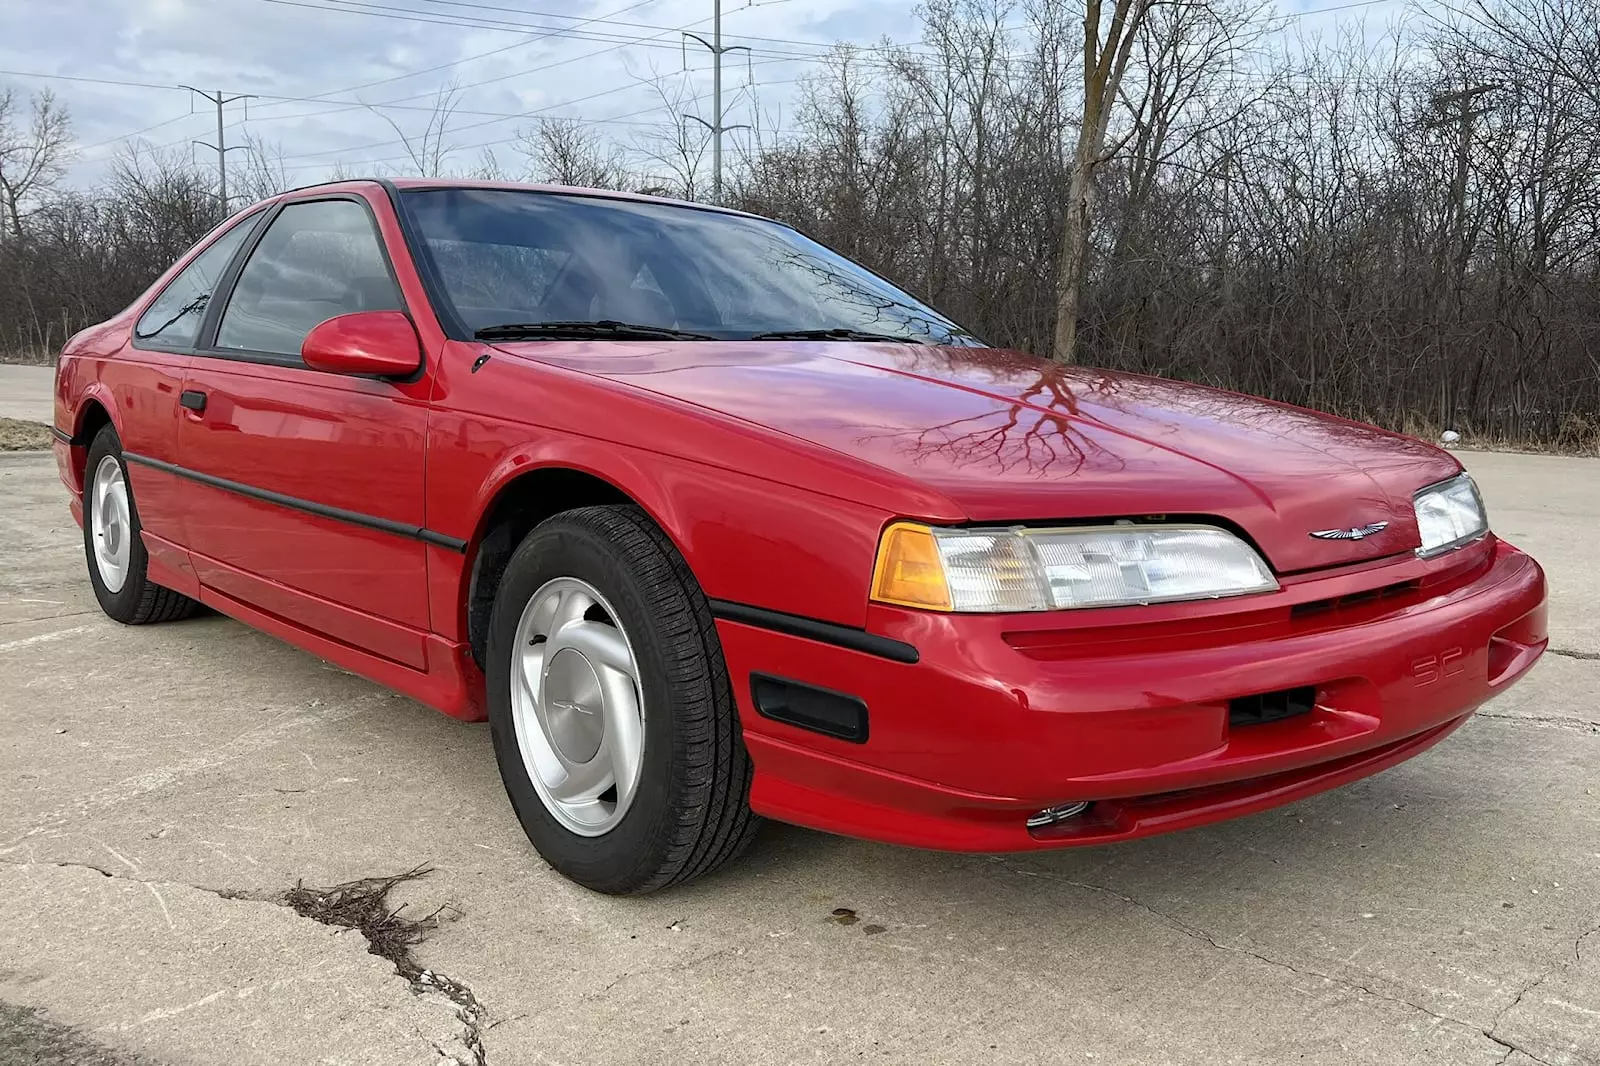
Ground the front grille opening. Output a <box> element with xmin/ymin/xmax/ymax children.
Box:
<box><xmin>1292</xmin><ymin>579</ymin><xmax>1422</xmax><ymax>620</ymax></box>
<box><xmin>1229</xmin><ymin>686</ymin><xmax>1317</xmax><ymax>727</ymax></box>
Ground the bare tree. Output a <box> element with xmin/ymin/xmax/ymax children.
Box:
<box><xmin>231</xmin><ymin>133</ymin><xmax>291</xmax><ymax>203</ymax></box>
<box><xmin>368</xmin><ymin>83</ymin><xmax>462</xmax><ymax>177</ymax></box>
<box><xmin>631</xmin><ymin>73</ymin><xmax>713</xmax><ymax>200</ymax></box>
<box><xmin>0</xmin><ymin>87</ymin><xmax>73</xmax><ymax>240</ymax></box>
<box><xmin>3</xmin><ymin>0</ymin><xmax>1597</xmax><ymax>448</ymax></box>
<box><xmin>1052</xmin><ymin>0</ymin><xmax>1157</xmax><ymax>362</ymax></box>
<box><xmin>518</xmin><ymin>118</ymin><xmax>632</xmax><ymax>189</ymax></box>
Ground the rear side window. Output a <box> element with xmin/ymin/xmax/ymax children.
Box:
<box><xmin>134</xmin><ymin>213</ymin><xmax>260</xmax><ymax>348</ymax></box>
<box><xmin>216</xmin><ymin>199</ymin><xmax>400</xmax><ymax>359</ymax></box>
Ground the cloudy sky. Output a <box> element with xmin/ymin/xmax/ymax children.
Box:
<box><xmin>1</xmin><ymin>0</ymin><xmax>1404</xmax><ymax>192</ymax></box>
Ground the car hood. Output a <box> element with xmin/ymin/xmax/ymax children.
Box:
<box><xmin>493</xmin><ymin>340</ymin><xmax>1460</xmax><ymax>573</ymax></box>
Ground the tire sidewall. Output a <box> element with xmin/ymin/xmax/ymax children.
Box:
<box><xmin>83</xmin><ymin>427</ymin><xmax>152</xmax><ymax>622</ymax></box>
<box><xmin>485</xmin><ymin>517</ymin><xmax>687</xmax><ymax>891</ymax></box>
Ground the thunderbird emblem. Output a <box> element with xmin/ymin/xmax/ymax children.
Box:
<box><xmin>1309</xmin><ymin>522</ymin><xmax>1389</xmax><ymax>541</ymax></box>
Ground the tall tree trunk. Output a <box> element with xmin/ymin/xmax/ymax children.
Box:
<box><xmin>1053</xmin><ymin>127</ymin><xmax>1099</xmax><ymax>362</ymax></box>
<box><xmin>1051</xmin><ymin>0</ymin><xmax>1150</xmax><ymax>364</ymax></box>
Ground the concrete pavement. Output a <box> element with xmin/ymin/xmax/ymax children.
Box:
<box><xmin>0</xmin><ymin>447</ymin><xmax>1595</xmax><ymax>1066</ymax></box>
<box><xmin>0</xmin><ymin>364</ymin><xmax>55</xmax><ymax>425</ymax></box>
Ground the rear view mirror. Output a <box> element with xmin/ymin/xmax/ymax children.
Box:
<box><xmin>301</xmin><ymin>311</ymin><xmax>422</xmax><ymax>377</ymax></box>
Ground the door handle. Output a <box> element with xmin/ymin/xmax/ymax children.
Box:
<box><xmin>179</xmin><ymin>390</ymin><xmax>207</xmax><ymax>413</ymax></box>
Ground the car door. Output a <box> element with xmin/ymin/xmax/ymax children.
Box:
<box><xmin>111</xmin><ymin>212</ymin><xmax>264</xmax><ymax>593</ymax></box>
<box><xmin>175</xmin><ymin>193</ymin><xmax>435</xmax><ymax>668</ymax></box>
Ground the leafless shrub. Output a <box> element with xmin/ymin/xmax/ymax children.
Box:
<box><xmin>3</xmin><ymin>0</ymin><xmax>1596</xmax><ymax>448</ymax></box>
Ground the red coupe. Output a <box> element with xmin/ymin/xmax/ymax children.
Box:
<box><xmin>52</xmin><ymin>180</ymin><xmax>1547</xmax><ymax>894</ymax></box>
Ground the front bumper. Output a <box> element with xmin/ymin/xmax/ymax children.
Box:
<box><xmin>716</xmin><ymin>535</ymin><xmax>1546</xmax><ymax>851</ymax></box>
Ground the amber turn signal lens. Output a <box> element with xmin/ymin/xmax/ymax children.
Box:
<box><xmin>870</xmin><ymin>522</ymin><xmax>953</xmax><ymax>611</ymax></box>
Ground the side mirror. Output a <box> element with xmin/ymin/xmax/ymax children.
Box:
<box><xmin>301</xmin><ymin>311</ymin><xmax>422</xmax><ymax>377</ymax></box>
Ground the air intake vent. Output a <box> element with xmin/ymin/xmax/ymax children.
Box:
<box><xmin>751</xmin><ymin>674</ymin><xmax>869</xmax><ymax>743</ymax></box>
<box><xmin>1229</xmin><ymin>686</ymin><xmax>1316</xmax><ymax>727</ymax></box>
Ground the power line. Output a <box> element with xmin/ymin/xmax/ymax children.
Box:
<box><xmin>19</xmin><ymin>0</ymin><xmax>1405</xmax><ymax>170</ymax></box>
<box><xmin>49</xmin><ymin>0</ymin><xmax>698</xmax><ymax>156</ymax></box>
<box><xmin>406</xmin><ymin>0</ymin><xmax>963</xmax><ymax>59</ymax></box>
<box><xmin>241</xmin><ymin>0</ymin><xmax>950</xmax><ymax>70</ymax></box>
<box><xmin>0</xmin><ymin>69</ymin><xmax>178</xmax><ymax>92</ymax></box>
<box><xmin>276</xmin><ymin>65</ymin><xmax>794</xmax><ymax>163</ymax></box>
<box><xmin>1275</xmin><ymin>0</ymin><xmax>1395</xmax><ymax>17</ymax></box>
<box><xmin>255</xmin><ymin>7</ymin><xmax>729</xmax><ymax>124</ymax></box>
<box><xmin>240</xmin><ymin>53</ymin><xmax>793</xmax><ymax>127</ymax></box>
<box><xmin>77</xmin><ymin>111</ymin><xmax>195</xmax><ymax>153</ymax></box>
<box><xmin>274</xmin><ymin>77</ymin><xmax>800</xmax><ymax>174</ymax></box>
<box><xmin>248</xmin><ymin>0</ymin><xmax>666</xmax><ymax>110</ymax></box>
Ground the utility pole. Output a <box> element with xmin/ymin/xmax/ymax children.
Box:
<box><xmin>181</xmin><ymin>87</ymin><xmax>255</xmax><ymax>213</ymax></box>
<box><xmin>684</xmin><ymin>0</ymin><xmax>749</xmax><ymax>202</ymax></box>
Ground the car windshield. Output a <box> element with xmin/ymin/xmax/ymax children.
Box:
<box><xmin>400</xmin><ymin>188</ymin><xmax>980</xmax><ymax>346</ymax></box>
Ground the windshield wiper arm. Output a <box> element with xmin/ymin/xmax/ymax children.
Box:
<box><xmin>474</xmin><ymin>320</ymin><xmax>718</xmax><ymax>342</ymax></box>
<box><xmin>747</xmin><ymin>328</ymin><xmax>931</xmax><ymax>344</ymax></box>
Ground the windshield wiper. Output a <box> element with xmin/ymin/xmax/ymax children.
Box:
<box><xmin>474</xmin><ymin>320</ymin><xmax>718</xmax><ymax>342</ymax></box>
<box><xmin>747</xmin><ymin>327</ymin><xmax>931</xmax><ymax>344</ymax></box>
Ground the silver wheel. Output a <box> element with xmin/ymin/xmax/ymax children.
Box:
<box><xmin>91</xmin><ymin>454</ymin><xmax>132</xmax><ymax>594</ymax></box>
<box><xmin>510</xmin><ymin>577</ymin><xmax>646</xmax><ymax>837</ymax></box>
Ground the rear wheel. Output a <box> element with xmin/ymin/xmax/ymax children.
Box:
<box><xmin>82</xmin><ymin>426</ymin><xmax>200</xmax><ymax>625</ymax></box>
<box><xmin>485</xmin><ymin>505</ymin><xmax>759</xmax><ymax>894</ymax></box>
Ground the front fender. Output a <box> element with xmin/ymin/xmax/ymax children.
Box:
<box><xmin>424</xmin><ymin>413</ymin><xmax>895</xmax><ymax>643</ymax></box>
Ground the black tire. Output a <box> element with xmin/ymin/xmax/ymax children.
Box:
<box><xmin>485</xmin><ymin>505</ymin><xmax>759</xmax><ymax>894</ymax></box>
<box><xmin>82</xmin><ymin>426</ymin><xmax>201</xmax><ymax>625</ymax></box>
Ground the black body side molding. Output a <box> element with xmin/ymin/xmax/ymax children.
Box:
<box><xmin>122</xmin><ymin>452</ymin><xmax>469</xmax><ymax>553</ymax></box>
<box><xmin>708</xmin><ymin>599</ymin><xmax>919</xmax><ymax>664</ymax></box>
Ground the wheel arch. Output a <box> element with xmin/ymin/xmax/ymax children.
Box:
<box><xmin>462</xmin><ymin>462</ymin><xmax>686</xmax><ymax>667</ymax></box>
<box><xmin>66</xmin><ymin>394</ymin><xmax>117</xmax><ymax>493</ymax></box>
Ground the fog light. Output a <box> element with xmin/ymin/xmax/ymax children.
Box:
<box><xmin>1026</xmin><ymin>801</ymin><xmax>1091</xmax><ymax>828</ymax></box>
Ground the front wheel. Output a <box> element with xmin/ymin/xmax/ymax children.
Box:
<box><xmin>82</xmin><ymin>426</ymin><xmax>200</xmax><ymax>625</ymax></box>
<box><xmin>485</xmin><ymin>505</ymin><xmax>759</xmax><ymax>894</ymax></box>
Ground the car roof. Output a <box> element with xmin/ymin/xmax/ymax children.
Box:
<box><xmin>273</xmin><ymin>177</ymin><xmax>775</xmax><ymax>224</ymax></box>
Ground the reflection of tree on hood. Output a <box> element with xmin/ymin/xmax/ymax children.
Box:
<box><xmin>857</xmin><ymin>354</ymin><xmax>1129</xmax><ymax>478</ymax></box>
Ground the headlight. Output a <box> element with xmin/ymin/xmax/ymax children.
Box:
<box><xmin>1413</xmin><ymin>473</ymin><xmax>1487</xmax><ymax>557</ymax></box>
<box><xmin>870</xmin><ymin>522</ymin><xmax>1278</xmax><ymax>612</ymax></box>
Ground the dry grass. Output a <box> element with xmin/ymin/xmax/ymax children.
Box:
<box><xmin>1398</xmin><ymin>412</ymin><xmax>1600</xmax><ymax>458</ymax></box>
<box><xmin>0</xmin><ymin>419</ymin><xmax>52</xmax><ymax>451</ymax></box>
<box><xmin>276</xmin><ymin>865</ymin><xmax>484</xmax><ymax>1055</ymax></box>
<box><xmin>279</xmin><ymin>864</ymin><xmax>453</xmax><ymax>976</ymax></box>
<box><xmin>0</xmin><ymin>348</ymin><xmax>57</xmax><ymax>367</ymax></box>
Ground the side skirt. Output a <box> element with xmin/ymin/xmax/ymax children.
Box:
<box><xmin>197</xmin><ymin>583</ymin><xmax>486</xmax><ymax>723</ymax></box>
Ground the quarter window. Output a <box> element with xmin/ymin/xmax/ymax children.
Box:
<box><xmin>134</xmin><ymin>213</ymin><xmax>260</xmax><ymax>348</ymax></box>
<box><xmin>216</xmin><ymin>199</ymin><xmax>401</xmax><ymax>359</ymax></box>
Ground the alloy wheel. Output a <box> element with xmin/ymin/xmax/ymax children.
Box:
<box><xmin>91</xmin><ymin>454</ymin><xmax>132</xmax><ymax>594</ymax></box>
<box><xmin>509</xmin><ymin>577</ymin><xmax>646</xmax><ymax>836</ymax></box>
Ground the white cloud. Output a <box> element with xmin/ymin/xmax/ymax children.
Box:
<box><xmin>2</xmin><ymin>0</ymin><xmax>1404</xmax><ymax>190</ymax></box>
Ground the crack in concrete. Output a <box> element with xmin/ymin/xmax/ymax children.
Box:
<box><xmin>984</xmin><ymin>857</ymin><xmax>1565</xmax><ymax>1065</ymax></box>
<box><xmin>413</xmin><ymin>970</ymin><xmax>487</xmax><ymax>1066</ymax></box>
<box><xmin>1547</xmin><ymin>647</ymin><xmax>1600</xmax><ymax>661</ymax></box>
<box><xmin>1482</xmin><ymin>967</ymin><xmax>1558</xmax><ymax>1066</ymax></box>
<box><xmin>0</xmin><ymin>857</ymin><xmax>489</xmax><ymax>1066</ymax></box>
<box><xmin>1575</xmin><ymin>921</ymin><xmax>1600</xmax><ymax>963</ymax></box>
<box><xmin>0</xmin><ymin>609</ymin><xmax>97</xmax><ymax>629</ymax></box>
<box><xmin>1474</xmin><ymin>710</ymin><xmax>1600</xmax><ymax>733</ymax></box>
<box><xmin>595</xmin><ymin>945</ymin><xmax>742</xmax><ymax>997</ymax></box>
<box><xmin>0</xmin><ymin>856</ymin><xmax>218</xmax><ymax>892</ymax></box>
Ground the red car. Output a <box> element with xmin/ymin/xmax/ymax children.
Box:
<box><xmin>53</xmin><ymin>179</ymin><xmax>1547</xmax><ymax>894</ymax></box>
